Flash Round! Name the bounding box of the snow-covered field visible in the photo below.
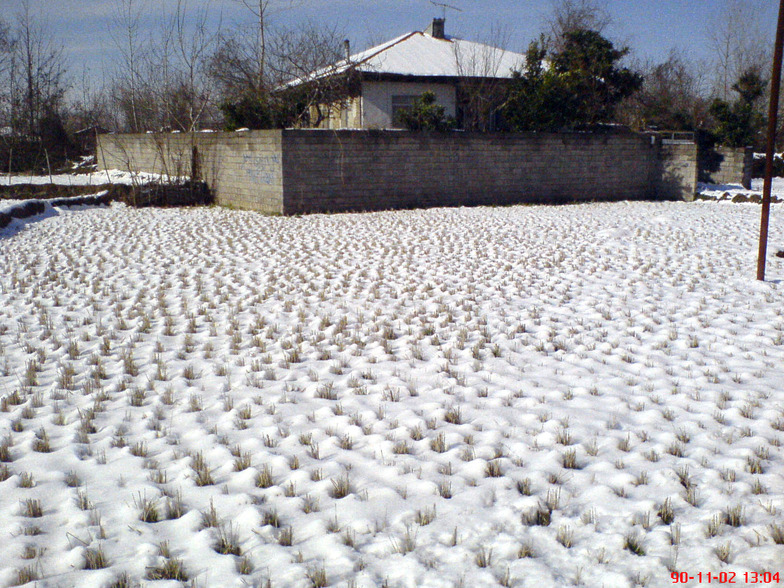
[1,201,783,588]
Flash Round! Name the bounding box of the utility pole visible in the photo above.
[757,0,784,281]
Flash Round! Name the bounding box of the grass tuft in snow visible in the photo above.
[623,532,645,556]
[84,545,109,570]
[214,524,242,556]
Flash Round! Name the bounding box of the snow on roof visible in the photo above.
[285,31,525,87]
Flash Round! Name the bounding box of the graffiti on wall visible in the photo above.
[243,154,280,184]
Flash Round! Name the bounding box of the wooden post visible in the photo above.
[45,149,53,184]
[757,0,784,281]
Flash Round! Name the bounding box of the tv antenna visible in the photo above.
[430,1,462,19]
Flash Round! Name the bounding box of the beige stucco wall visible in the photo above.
[361,81,457,128]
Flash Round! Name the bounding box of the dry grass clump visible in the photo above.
[146,556,188,581]
[255,465,274,488]
[329,474,351,499]
[429,432,447,453]
[523,505,552,527]
[84,545,108,570]
[13,565,40,586]
[191,451,214,486]
[134,493,159,523]
[21,498,43,518]
[657,497,675,524]
[214,524,242,556]
[31,428,51,453]
[623,532,645,556]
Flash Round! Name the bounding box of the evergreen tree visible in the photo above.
[503,38,579,131]
[396,91,455,131]
[220,90,307,130]
[709,67,766,148]
[503,29,642,131]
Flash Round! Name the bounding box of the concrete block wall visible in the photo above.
[98,133,193,177]
[98,129,699,215]
[699,146,753,189]
[280,130,662,214]
[196,132,283,213]
[98,131,284,214]
[658,142,699,202]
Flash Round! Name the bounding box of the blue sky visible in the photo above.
[3,0,779,88]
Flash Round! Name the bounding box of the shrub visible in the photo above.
[395,92,455,131]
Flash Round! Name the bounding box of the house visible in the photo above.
[287,19,526,130]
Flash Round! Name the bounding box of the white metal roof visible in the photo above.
[286,31,526,86]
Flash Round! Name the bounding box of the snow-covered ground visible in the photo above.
[0,198,27,208]
[1,201,783,588]
[1,169,178,187]
[698,177,784,202]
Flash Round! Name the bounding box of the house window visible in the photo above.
[391,95,419,127]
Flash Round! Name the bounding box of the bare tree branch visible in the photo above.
[9,1,68,137]
[547,0,612,52]
[453,24,514,130]
[706,0,770,101]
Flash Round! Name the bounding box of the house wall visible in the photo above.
[98,129,699,215]
[314,97,362,130]
[361,81,457,128]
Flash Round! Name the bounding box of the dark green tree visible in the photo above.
[503,29,642,131]
[220,90,307,130]
[553,29,642,125]
[503,38,578,131]
[709,67,766,148]
[396,91,455,131]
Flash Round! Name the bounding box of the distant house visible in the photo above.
[286,19,526,130]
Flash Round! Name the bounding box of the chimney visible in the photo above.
[426,18,445,39]
[343,39,351,60]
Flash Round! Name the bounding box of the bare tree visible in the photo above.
[161,0,219,131]
[209,32,264,100]
[0,19,13,128]
[268,21,354,127]
[547,0,612,51]
[231,0,299,92]
[110,0,219,132]
[707,0,770,101]
[452,25,517,130]
[0,19,11,74]
[67,66,113,132]
[8,2,68,137]
[110,0,148,132]
[618,50,711,131]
